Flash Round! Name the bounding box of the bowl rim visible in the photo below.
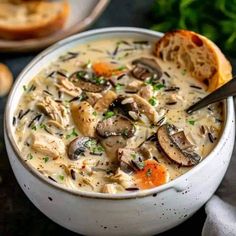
[4,27,235,200]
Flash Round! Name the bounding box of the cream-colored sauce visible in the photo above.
[13,38,223,193]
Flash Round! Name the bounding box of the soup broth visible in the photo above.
[13,38,223,193]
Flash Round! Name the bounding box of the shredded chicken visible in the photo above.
[37,96,70,129]
[110,168,134,189]
[71,101,99,137]
[56,77,82,97]
[138,85,153,101]
[125,80,143,93]
[94,90,117,112]
[132,94,159,124]
[31,132,65,159]
[101,183,118,194]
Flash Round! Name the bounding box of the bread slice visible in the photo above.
[0,0,69,40]
[155,30,232,91]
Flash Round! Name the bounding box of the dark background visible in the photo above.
[0,1,235,235]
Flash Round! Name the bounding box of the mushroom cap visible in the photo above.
[157,124,201,166]
[131,57,163,82]
[96,115,136,138]
[69,70,111,93]
[67,137,104,160]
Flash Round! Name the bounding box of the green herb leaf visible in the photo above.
[117,65,127,71]
[153,84,165,91]
[31,125,37,131]
[115,83,124,91]
[23,85,27,92]
[43,156,49,163]
[104,111,115,119]
[131,153,137,159]
[66,128,78,139]
[149,97,157,106]
[39,123,46,129]
[146,168,152,177]
[92,111,97,116]
[85,139,104,155]
[188,120,196,125]
[27,153,34,160]
[59,175,64,181]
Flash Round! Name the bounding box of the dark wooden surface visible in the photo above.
[0,1,235,235]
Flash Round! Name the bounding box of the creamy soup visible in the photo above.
[13,38,223,194]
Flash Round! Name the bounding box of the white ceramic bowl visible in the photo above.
[4,27,235,235]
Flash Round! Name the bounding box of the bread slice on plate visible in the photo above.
[0,0,69,40]
[155,30,232,91]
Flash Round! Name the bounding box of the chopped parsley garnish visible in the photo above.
[188,120,196,125]
[85,139,104,155]
[104,111,115,119]
[59,175,64,181]
[149,97,157,106]
[145,78,165,91]
[136,161,145,169]
[27,153,34,160]
[115,83,124,91]
[43,156,49,163]
[131,153,137,159]
[23,85,27,92]
[153,83,165,91]
[93,76,105,85]
[39,123,46,129]
[117,65,126,71]
[92,111,97,116]
[146,168,152,177]
[76,71,86,79]
[66,128,78,139]
[85,60,92,69]
[31,125,37,131]
[91,145,105,155]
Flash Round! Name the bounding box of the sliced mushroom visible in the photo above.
[71,101,98,137]
[101,136,127,161]
[69,70,111,93]
[94,90,117,113]
[157,124,201,166]
[31,132,65,159]
[67,137,103,160]
[109,95,139,121]
[96,115,135,138]
[131,57,162,82]
[171,131,195,150]
[86,92,103,106]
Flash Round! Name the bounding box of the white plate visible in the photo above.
[0,0,109,52]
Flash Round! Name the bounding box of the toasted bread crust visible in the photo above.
[0,0,69,40]
[156,30,232,91]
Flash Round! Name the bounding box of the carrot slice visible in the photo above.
[134,160,169,190]
[92,62,127,77]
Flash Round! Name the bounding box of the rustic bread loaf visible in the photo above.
[0,0,69,40]
[155,30,232,91]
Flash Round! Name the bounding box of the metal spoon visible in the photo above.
[186,76,236,114]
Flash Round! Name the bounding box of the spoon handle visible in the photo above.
[186,77,236,114]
